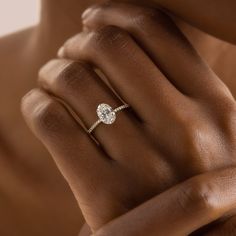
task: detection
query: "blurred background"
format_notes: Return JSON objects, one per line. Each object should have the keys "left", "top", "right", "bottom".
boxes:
{"left": 0, "top": 0, "right": 39, "bottom": 37}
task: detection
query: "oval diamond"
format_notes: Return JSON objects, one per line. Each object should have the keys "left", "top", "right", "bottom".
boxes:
{"left": 97, "top": 104, "right": 116, "bottom": 125}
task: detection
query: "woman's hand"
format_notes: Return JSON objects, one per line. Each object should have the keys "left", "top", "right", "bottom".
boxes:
{"left": 60, "top": 1, "right": 236, "bottom": 174}
{"left": 121, "top": 0, "right": 236, "bottom": 44}
{"left": 93, "top": 167, "right": 236, "bottom": 236}
{"left": 79, "top": 167, "right": 236, "bottom": 236}
{"left": 21, "top": 1, "right": 236, "bottom": 234}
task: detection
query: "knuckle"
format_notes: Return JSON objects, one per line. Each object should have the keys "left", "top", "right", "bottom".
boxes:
{"left": 57, "top": 62, "right": 92, "bottom": 91}
{"left": 185, "top": 126, "right": 202, "bottom": 153}
{"left": 33, "top": 99, "right": 65, "bottom": 134}
{"left": 212, "top": 96, "right": 236, "bottom": 139}
{"left": 216, "top": 93, "right": 236, "bottom": 114}
{"left": 38, "top": 59, "right": 59, "bottom": 83}
{"left": 38, "top": 60, "right": 90, "bottom": 90}
{"left": 219, "top": 99, "right": 236, "bottom": 123}
{"left": 89, "top": 25, "right": 130, "bottom": 52}
{"left": 178, "top": 177, "right": 218, "bottom": 215}
{"left": 179, "top": 118, "right": 205, "bottom": 156}
{"left": 132, "top": 8, "right": 165, "bottom": 31}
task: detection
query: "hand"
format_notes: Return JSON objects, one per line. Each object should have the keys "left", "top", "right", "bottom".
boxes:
{"left": 93, "top": 167, "right": 236, "bottom": 236}
{"left": 79, "top": 167, "right": 236, "bottom": 236}
{"left": 60, "top": 1, "right": 236, "bottom": 174}
{"left": 21, "top": 1, "right": 236, "bottom": 234}
{"left": 120, "top": 0, "right": 236, "bottom": 44}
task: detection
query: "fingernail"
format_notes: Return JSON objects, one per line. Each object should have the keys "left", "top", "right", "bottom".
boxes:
{"left": 57, "top": 46, "right": 65, "bottom": 58}
{"left": 82, "top": 7, "right": 94, "bottom": 20}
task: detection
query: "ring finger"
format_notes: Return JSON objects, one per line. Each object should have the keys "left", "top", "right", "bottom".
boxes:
{"left": 38, "top": 59, "right": 165, "bottom": 167}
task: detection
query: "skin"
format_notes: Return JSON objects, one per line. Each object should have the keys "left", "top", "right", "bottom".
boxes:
{"left": 92, "top": 167, "right": 236, "bottom": 236}
{"left": 0, "top": 0, "right": 236, "bottom": 235}
{"left": 22, "top": 1, "right": 236, "bottom": 235}
{"left": 0, "top": 1, "right": 92, "bottom": 235}
{"left": 152, "top": 0, "right": 236, "bottom": 44}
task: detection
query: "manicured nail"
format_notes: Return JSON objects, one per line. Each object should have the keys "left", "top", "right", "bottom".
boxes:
{"left": 82, "top": 7, "right": 94, "bottom": 20}
{"left": 57, "top": 46, "right": 65, "bottom": 58}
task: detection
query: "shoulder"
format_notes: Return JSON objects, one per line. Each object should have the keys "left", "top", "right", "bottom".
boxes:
{"left": 0, "top": 27, "right": 36, "bottom": 96}
{"left": 0, "top": 27, "right": 34, "bottom": 50}
{"left": 0, "top": 27, "right": 36, "bottom": 128}
{"left": 0, "top": 27, "right": 35, "bottom": 67}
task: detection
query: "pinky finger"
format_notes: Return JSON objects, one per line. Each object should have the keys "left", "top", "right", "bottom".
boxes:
{"left": 21, "top": 89, "right": 109, "bottom": 196}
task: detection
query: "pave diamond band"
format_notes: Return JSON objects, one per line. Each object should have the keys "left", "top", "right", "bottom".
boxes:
{"left": 88, "top": 103, "right": 130, "bottom": 134}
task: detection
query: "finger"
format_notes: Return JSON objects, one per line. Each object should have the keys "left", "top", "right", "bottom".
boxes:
{"left": 118, "top": 0, "right": 236, "bottom": 44}
{"left": 21, "top": 89, "right": 110, "bottom": 200}
{"left": 153, "top": 0, "right": 236, "bottom": 44}
{"left": 58, "top": 25, "right": 187, "bottom": 127}
{"left": 93, "top": 167, "right": 236, "bottom": 236}
{"left": 38, "top": 59, "right": 168, "bottom": 170}
{"left": 81, "top": 2, "right": 230, "bottom": 99}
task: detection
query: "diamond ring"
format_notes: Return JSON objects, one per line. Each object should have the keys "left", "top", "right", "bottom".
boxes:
{"left": 87, "top": 103, "right": 130, "bottom": 134}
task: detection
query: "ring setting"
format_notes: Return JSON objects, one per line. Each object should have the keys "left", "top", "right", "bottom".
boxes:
{"left": 88, "top": 103, "right": 130, "bottom": 134}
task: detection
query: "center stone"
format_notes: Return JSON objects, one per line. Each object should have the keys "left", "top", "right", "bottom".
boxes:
{"left": 97, "top": 104, "right": 116, "bottom": 124}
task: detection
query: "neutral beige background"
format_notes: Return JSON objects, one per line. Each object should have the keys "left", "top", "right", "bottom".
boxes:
{"left": 0, "top": 0, "right": 39, "bottom": 37}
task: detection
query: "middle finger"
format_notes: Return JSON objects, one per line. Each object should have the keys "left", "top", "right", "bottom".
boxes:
{"left": 58, "top": 25, "right": 185, "bottom": 127}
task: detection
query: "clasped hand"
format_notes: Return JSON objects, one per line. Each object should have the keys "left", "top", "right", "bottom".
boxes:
{"left": 21, "top": 2, "right": 236, "bottom": 235}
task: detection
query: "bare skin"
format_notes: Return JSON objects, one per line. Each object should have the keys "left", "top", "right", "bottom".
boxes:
{"left": 1, "top": 0, "right": 236, "bottom": 235}
{"left": 23, "top": 1, "right": 236, "bottom": 235}
{"left": 92, "top": 167, "right": 236, "bottom": 236}
{"left": 0, "top": 1, "right": 96, "bottom": 235}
